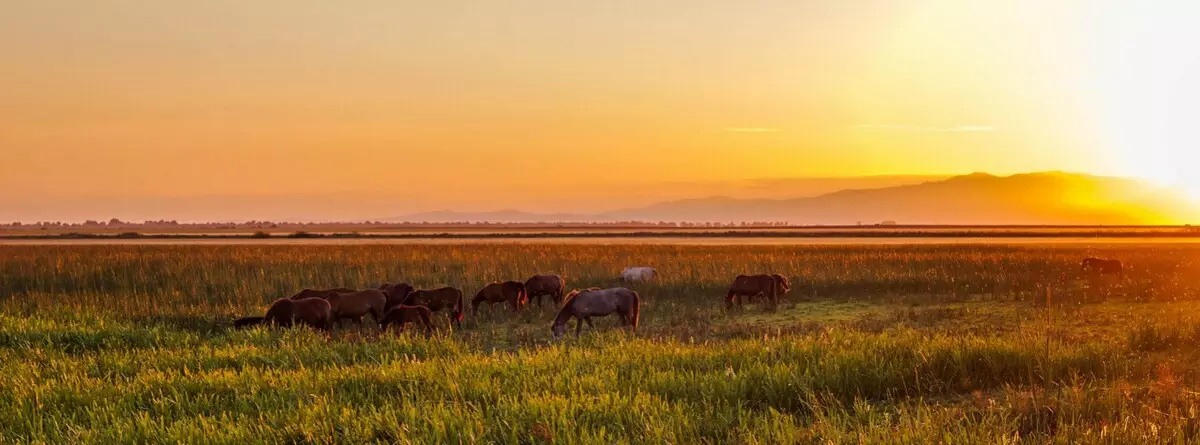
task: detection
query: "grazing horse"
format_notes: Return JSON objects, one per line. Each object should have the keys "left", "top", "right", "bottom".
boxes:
{"left": 525, "top": 274, "right": 566, "bottom": 307}
{"left": 234, "top": 297, "right": 332, "bottom": 331}
{"left": 380, "top": 305, "right": 435, "bottom": 334}
{"left": 727, "top": 274, "right": 790, "bottom": 311}
{"left": 620, "top": 267, "right": 658, "bottom": 283}
{"left": 325, "top": 289, "right": 388, "bottom": 329}
{"left": 404, "top": 287, "right": 465, "bottom": 329}
{"left": 289, "top": 287, "right": 356, "bottom": 301}
{"left": 379, "top": 282, "right": 416, "bottom": 311}
{"left": 472, "top": 281, "right": 527, "bottom": 315}
{"left": 552, "top": 287, "right": 640, "bottom": 338}
{"left": 1082, "top": 258, "right": 1123, "bottom": 275}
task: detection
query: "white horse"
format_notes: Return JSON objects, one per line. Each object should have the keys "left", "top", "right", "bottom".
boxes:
{"left": 620, "top": 266, "right": 658, "bottom": 283}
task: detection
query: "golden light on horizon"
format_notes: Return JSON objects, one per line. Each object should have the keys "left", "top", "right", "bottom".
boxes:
{"left": 1, "top": 1, "right": 1198, "bottom": 222}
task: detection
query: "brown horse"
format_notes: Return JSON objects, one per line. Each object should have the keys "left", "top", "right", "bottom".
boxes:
{"left": 379, "top": 304, "right": 435, "bottom": 334}
{"left": 727, "top": 274, "right": 790, "bottom": 310}
{"left": 379, "top": 282, "right": 416, "bottom": 311}
{"left": 289, "top": 287, "right": 356, "bottom": 301}
{"left": 472, "top": 281, "right": 527, "bottom": 315}
{"left": 1082, "top": 258, "right": 1123, "bottom": 275}
{"left": 235, "top": 297, "right": 333, "bottom": 331}
{"left": 552, "top": 287, "right": 640, "bottom": 338}
{"left": 404, "top": 287, "right": 465, "bottom": 329}
{"left": 325, "top": 289, "right": 388, "bottom": 329}
{"left": 525, "top": 274, "right": 566, "bottom": 307}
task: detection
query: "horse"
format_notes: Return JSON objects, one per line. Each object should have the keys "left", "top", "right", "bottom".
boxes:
{"left": 379, "top": 282, "right": 416, "bottom": 311}
{"left": 524, "top": 274, "right": 566, "bottom": 307}
{"left": 379, "top": 304, "right": 435, "bottom": 335}
{"left": 1082, "top": 257, "right": 1123, "bottom": 275}
{"left": 289, "top": 287, "right": 357, "bottom": 301}
{"left": 234, "top": 297, "right": 333, "bottom": 331}
{"left": 404, "top": 287, "right": 465, "bottom": 329}
{"left": 552, "top": 287, "right": 640, "bottom": 338}
{"left": 472, "top": 281, "right": 527, "bottom": 315}
{"left": 727, "top": 274, "right": 791, "bottom": 310}
{"left": 620, "top": 267, "right": 658, "bottom": 283}
{"left": 325, "top": 289, "right": 388, "bottom": 329}
{"left": 233, "top": 316, "right": 265, "bottom": 328}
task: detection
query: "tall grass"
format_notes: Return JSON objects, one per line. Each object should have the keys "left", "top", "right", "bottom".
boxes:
{"left": 2, "top": 243, "right": 1200, "bottom": 443}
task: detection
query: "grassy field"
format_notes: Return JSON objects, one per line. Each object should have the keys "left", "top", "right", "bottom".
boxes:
{"left": 3, "top": 243, "right": 1200, "bottom": 443}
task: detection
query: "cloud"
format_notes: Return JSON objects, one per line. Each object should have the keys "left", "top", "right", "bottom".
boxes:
{"left": 724, "top": 127, "right": 781, "bottom": 133}
{"left": 856, "top": 124, "right": 996, "bottom": 133}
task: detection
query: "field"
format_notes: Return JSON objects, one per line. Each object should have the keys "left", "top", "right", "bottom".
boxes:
{"left": 3, "top": 243, "right": 1200, "bottom": 443}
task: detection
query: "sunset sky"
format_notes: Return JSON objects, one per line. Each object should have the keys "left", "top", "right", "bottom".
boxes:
{"left": 1, "top": 1, "right": 1198, "bottom": 221}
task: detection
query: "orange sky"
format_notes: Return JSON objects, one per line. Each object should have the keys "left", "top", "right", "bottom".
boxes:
{"left": 1, "top": 1, "right": 1198, "bottom": 219}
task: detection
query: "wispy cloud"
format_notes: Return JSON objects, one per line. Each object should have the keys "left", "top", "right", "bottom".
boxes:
{"left": 724, "top": 127, "right": 781, "bottom": 133}
{"left": 856, "top": 124, "right": 996, "bottom": 133}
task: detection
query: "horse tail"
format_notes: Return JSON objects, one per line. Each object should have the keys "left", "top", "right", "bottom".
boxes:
{"left": 629, "top": 291, "right": 641, "bottom": 333}
{"left": 454, "top": 289, "right": 465, "bottom": 322}
{"left": 419, "top": 307, "right": 435, "bottom": 333}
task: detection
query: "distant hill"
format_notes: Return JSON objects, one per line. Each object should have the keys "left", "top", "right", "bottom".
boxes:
{"left": 604, "top": 172, "right": 1199, "bottom": 225}
{"left": 390, "top": 209, "right": 605, "bottom": 223}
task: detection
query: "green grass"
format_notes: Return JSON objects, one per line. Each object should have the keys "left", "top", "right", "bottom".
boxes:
{"left": 3, "top": 244, "right": 1200, "bottom": 443}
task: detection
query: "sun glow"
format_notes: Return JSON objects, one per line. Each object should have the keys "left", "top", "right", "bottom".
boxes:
{"left": 1078, "top": 2, "right": 1200, "bottom": 204}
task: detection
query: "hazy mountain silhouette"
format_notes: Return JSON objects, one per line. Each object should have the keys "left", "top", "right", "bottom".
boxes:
{"left": 605, "top": 172, "right": 1198, "bottom": 225}
{"left": 391, "top": 210, "right": 605, "bottom": 223}
{"left": 8, "top": 172, "right": 1193, "bottom": 225}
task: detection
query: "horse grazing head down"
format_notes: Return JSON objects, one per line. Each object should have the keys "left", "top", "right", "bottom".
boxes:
{"left": 552, "top": 287, "right": 640, "bottom": 338}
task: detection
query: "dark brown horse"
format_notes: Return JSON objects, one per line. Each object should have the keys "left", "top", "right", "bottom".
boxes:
{"left": 325, "top": 289, "right": 388, "bottom": 329}
{"left": 1082, "top": 258, "right": 1123, "bottom": 275}
{"left": 552, "top": 287, "right": 640, "bottom": 338}
{"left": 472, "top": 281, "right": 527, "bottom": 315}
{"left": 727, "top": 274, "right": 790, "bottom": 311}
{"left": 380, "top": 304, "right": 435, "bottom": 334}
{"left": 235, "top": 297, "right": 333, "bottom": 331}
{"left": 404, "top": 287, "right": 465, "bottom": 329}
{"left": 289, "top": 287, "right": 356, "bottom": 301}
{"left": 524, "top": 274, "right": 566, "bottom": 307}
{"left": 379, "top": 282, "right": 416, "bottom": 311}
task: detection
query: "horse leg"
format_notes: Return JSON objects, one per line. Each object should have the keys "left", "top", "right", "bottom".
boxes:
{"left": 585, "top": 317, "right": 595, "bottom": 329}
{"left": 420, "top": 311, "right": 435, "bottom": 335}
{"left": 370, "top": 309, "right": 384, "bottom": 331}
{"left": 575, "top": 319, "right": 584, "bottom": 336}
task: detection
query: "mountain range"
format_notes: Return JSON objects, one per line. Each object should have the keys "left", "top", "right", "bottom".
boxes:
{"left": 395, "top": 172, "right": 1199, "bottom": 225}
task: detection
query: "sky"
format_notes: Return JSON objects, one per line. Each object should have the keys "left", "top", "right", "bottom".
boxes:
{"left": 1, "top": 0, "right": 1198, "bottom": 221}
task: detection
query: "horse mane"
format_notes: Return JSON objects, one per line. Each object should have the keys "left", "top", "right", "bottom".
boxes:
{"left": 552, "top": 293, "right": 579, "bottom": 328}
{"left": 561, "top": 289, "right": 583, "bottom": 307}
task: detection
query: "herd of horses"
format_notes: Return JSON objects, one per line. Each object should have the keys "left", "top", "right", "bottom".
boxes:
{"left": 232, "top": 266, "right": 791, "bottom": 338}
{"left": 231, "top": 257, "right": 1121, "bottom": 338}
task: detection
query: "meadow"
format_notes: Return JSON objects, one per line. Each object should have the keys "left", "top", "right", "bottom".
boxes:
{"left": 3, "top": 243, "right": 1200, "bottom": 443}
